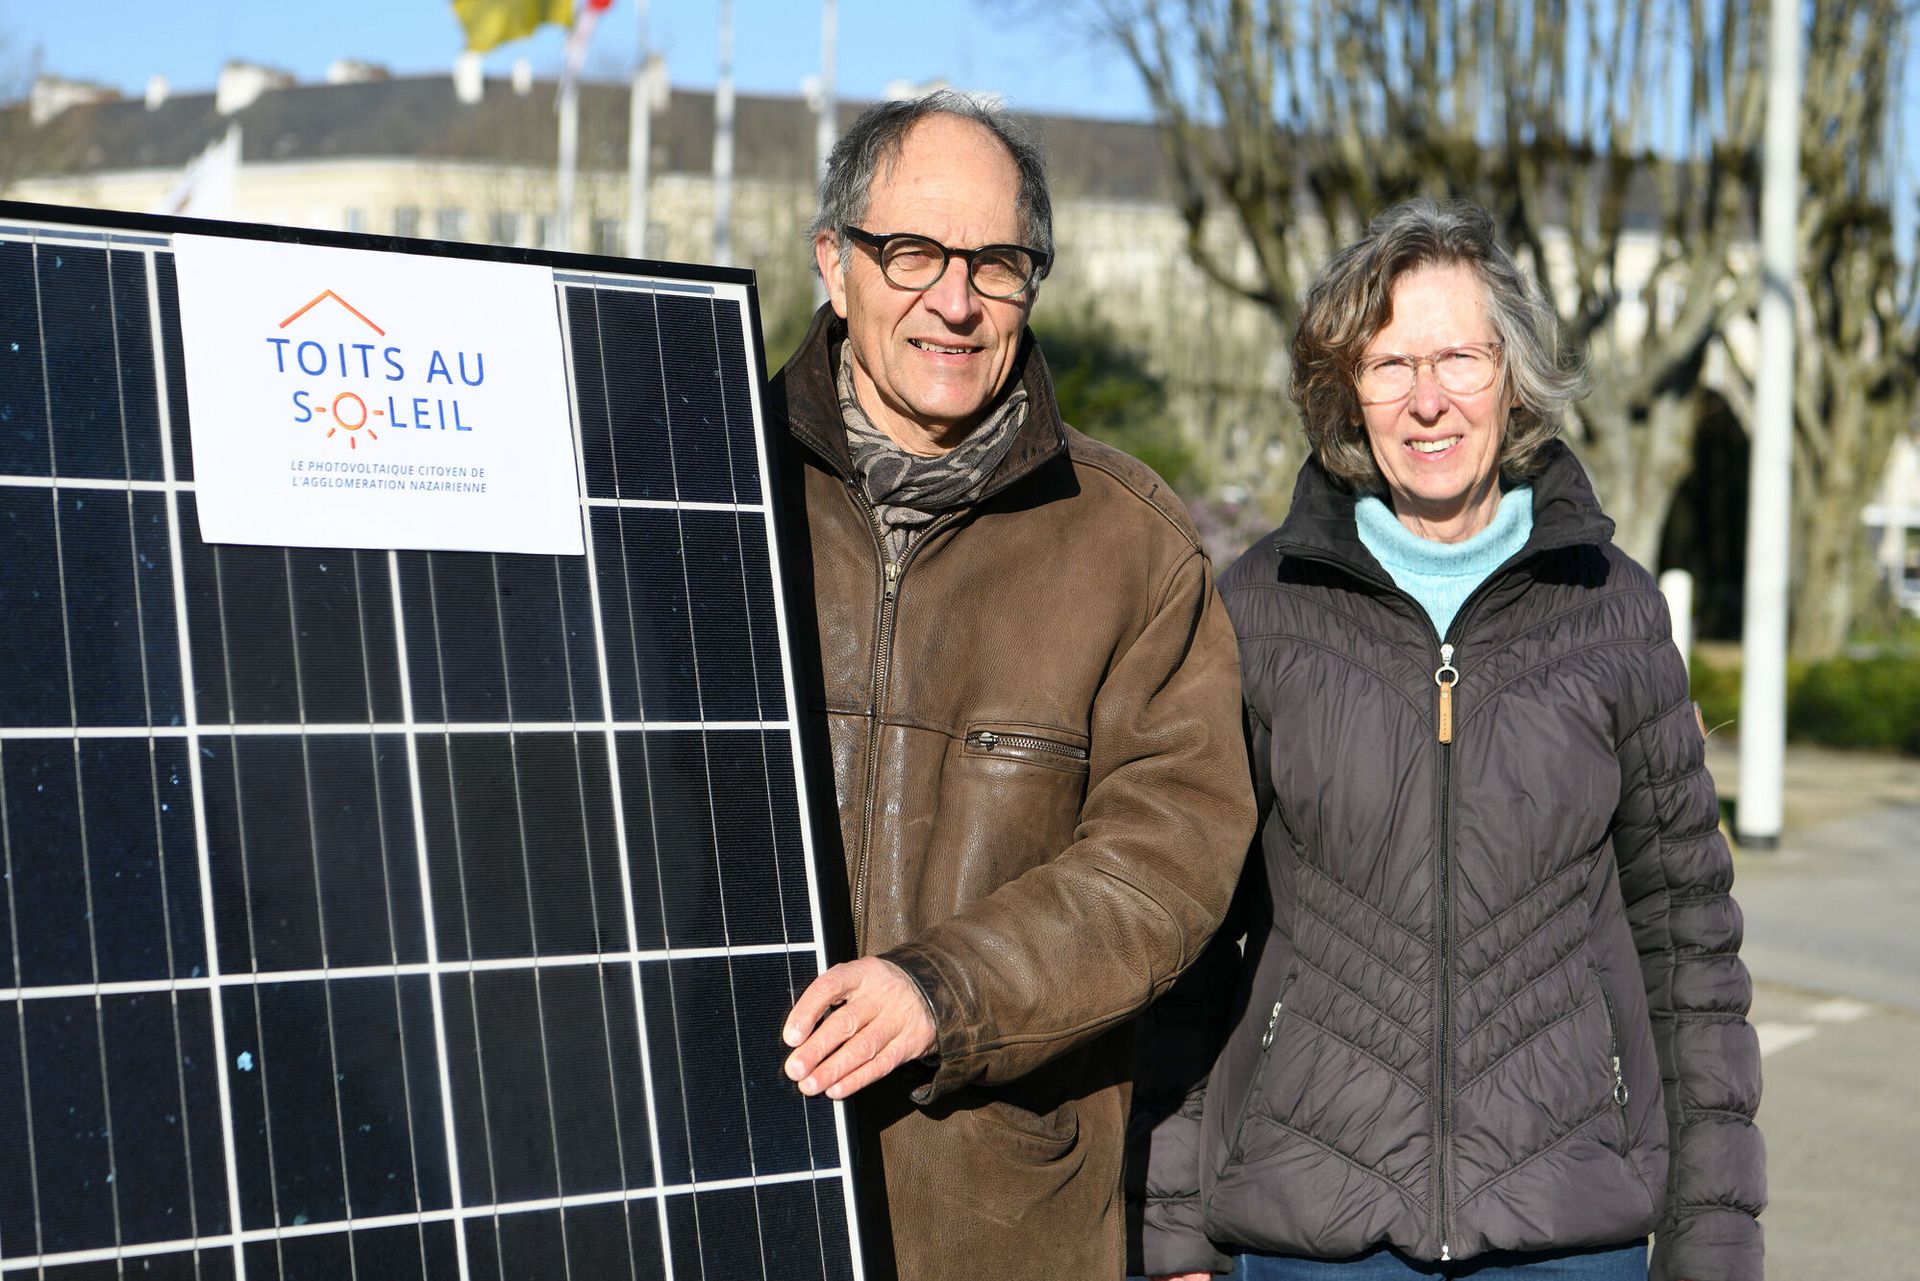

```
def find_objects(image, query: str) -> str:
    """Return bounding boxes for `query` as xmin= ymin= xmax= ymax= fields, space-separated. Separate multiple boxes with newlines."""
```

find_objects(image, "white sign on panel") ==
xmin=173 ymin=234 xmax=583 ymax=554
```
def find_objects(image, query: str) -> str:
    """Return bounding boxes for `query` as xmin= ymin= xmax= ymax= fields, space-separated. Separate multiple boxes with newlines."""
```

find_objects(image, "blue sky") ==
xmin=0 ymin=0 xmax=1150 ymax=119
xmin=4 ymin=2 xmax=1911 ymax=260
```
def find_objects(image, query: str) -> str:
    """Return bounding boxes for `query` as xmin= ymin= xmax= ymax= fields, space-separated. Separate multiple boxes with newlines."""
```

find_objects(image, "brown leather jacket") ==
xmin=770 ymin=307 xmax=1254 ymax=1279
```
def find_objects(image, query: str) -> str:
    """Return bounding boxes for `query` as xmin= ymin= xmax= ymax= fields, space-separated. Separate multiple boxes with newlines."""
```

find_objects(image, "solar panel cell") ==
xmin=245 ymin=1219 xmax=461 ymax=1280
xmin=0 ymin=240 xmax=52 ymax=478
xmin=653 ymin=294 xmax=741 ymax=505
xmin=573 ymin=288 xmax=677 ymax=502
xmin=48 ymin=1251 xmax=237 ymax=1281
xmin=711 ymin=300 xmax=765 ymax=507
xmin=70 ymin=737 xmax=206 ymax=983
xmin=35 ymin=248 xmax=122 ymax=481
xmin=152 ymin=255 xmax=195 ymax=484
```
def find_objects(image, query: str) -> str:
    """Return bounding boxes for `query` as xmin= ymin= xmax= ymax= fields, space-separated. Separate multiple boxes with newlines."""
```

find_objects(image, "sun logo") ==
xmin=278 ymin=290 xmax=387 ymax=450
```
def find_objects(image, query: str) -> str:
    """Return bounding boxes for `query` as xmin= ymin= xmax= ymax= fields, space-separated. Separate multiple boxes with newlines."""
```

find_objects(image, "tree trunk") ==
xmin=1574 ymin=390 xmax=1700 ymax=571
xmin=1790 ymin=389 xmax=1914 ymax=659
xmin=1790 ymin=478 xmax=1868 ymax=659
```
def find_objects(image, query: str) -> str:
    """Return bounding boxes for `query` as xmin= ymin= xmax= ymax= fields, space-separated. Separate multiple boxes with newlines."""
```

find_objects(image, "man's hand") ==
xmin=782 ymin=957 xmax=936 ymax=1099
xmin=1150 ymin=1273 xmax=1213 ymax=1280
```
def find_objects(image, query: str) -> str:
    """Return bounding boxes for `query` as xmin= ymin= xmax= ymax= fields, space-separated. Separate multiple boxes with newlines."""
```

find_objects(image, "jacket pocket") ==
xmin=1226 ymin=973 xmax=1296 ymax=1161
xmin=962 ymin=724 xmax=1090 ymax=772
xmin=971 ymin=1083 xmax=1081 ymax=1163
xmin=1589 ymin=963 xmax=1631 ymax=1153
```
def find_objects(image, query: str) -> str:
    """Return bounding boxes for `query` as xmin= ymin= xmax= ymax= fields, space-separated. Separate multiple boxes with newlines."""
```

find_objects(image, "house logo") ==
xmin=278 ymin=290 xmax=386 ymax=448
xmin=269 ymin=288 xmax=488 ymax=449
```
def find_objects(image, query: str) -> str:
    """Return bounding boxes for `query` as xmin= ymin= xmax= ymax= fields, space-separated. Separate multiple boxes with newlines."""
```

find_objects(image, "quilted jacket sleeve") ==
xmin=1125 ymin=699 xmax=1272 ymax=1277
xmin=1612 ymin=603 xmax=1766 ymax=1281
xmin=883 ymin=547 xmax=1256 ymax=1100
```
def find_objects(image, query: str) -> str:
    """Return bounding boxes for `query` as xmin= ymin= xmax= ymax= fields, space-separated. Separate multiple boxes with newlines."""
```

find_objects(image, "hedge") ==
xmin=1689 ymin=653 xmax=1920 ymax=755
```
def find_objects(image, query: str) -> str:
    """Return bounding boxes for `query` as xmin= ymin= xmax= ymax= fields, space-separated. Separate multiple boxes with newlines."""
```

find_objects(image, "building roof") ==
xmin=4 ymin=73 xmax=1181 ymax=202
xmin=2 ymin=72 xmax=1692 ymax=232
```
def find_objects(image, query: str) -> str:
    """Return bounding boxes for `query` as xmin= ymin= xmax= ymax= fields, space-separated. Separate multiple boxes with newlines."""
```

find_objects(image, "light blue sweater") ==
xmin=1354 ymin=487 xmax=1535 ymax=639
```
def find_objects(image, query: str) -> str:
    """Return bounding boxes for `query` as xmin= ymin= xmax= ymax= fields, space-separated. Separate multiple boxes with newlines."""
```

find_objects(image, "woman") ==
xmin=1132 ymin=199 xmax=1764 ymax=1280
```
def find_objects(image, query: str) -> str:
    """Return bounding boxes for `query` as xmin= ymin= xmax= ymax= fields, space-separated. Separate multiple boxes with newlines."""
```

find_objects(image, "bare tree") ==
xmin=1081 ymin=0 xmax=1768 ymax=567
xmin=1722 ymin=0 xmax=1920 ymax=657
xmin=0 ymin=34 xmax=85 ymax=197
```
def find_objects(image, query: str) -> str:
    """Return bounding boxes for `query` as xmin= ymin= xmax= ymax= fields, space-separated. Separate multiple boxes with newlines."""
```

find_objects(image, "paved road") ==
xmin=1746 ymin=982 xmax=1920 ymax=1280
xmin=1735 ymin=805 xmax=1920 ymax=1013
xmin=1709 ymin=746 xmax=1920 ymax=1279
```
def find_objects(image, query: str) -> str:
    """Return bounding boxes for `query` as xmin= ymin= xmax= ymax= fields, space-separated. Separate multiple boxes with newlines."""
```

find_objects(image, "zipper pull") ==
xmin=1434 ymin=643 xmax=1458 ymax=744
xmin=1441 ymin=1243 xmax=1452 ymax=1262
xmin=1611 ymin=1056 xmax=1630 ymax=1106
xmin=883 ymin=558 xmax=901 ymax=600
xmin=1260 ymin=999 xmax=1283 ymax=1048
xmin=973 ymin=731 xmax=999 ymax=752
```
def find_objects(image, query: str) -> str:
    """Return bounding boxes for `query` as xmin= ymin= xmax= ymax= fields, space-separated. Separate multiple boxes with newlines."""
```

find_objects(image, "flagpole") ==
xmin=712 ymin=0 xmax=735 ymax=266
xmin=626 ymin=0 xmax=652 ymax=258
xmin=555 ymin=76 xmax=579 ymax=251
xmin=554 ymin=0 xmax=611 ymax=253
xmin=814 ymin=0 xmax=836 ymax=304
xmin=817 ymin=0 xmax=837 ymax=189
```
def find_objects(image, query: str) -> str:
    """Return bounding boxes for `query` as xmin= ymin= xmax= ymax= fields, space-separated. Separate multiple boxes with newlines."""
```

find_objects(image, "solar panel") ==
xmin=0 ymin=201 xmax=864 ymax=1281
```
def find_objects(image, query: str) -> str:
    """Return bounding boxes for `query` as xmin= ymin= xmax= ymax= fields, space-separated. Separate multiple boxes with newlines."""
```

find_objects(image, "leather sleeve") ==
xmin=882 ymin=547 xmax=1256 ymax=1103
xmin=1612 ymin=613 xmax=1766 ymax=1281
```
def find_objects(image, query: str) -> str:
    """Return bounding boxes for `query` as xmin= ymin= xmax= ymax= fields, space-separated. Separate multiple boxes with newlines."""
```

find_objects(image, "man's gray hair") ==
xmin=808 ymin=90 xmax=1054 ymax=281
xmin=1290 ymin=197 xmax=1589 ymax=493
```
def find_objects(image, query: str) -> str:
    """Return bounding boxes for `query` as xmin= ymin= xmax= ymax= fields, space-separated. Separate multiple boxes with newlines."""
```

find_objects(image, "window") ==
xmin=342 ymin=207 xmax=366 ymax=234
xmin=488 ymin=210 xmax=521 ymax=247
xmin=393 ymin=206 xmax=420 ymax=238
xmin=591 ymin=218 xmax=623 ymax=257
xmin=534 ymin=214 xmax=555 ymax=250
xmin=434 ymin=208 xmax=467 ymax=242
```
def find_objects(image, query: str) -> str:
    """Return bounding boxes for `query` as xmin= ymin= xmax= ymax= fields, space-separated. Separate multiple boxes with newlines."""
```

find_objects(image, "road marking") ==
xmin=1755 ymin=1022 xmax=1818 ymax=1057
xmin=1807 ymin=997 xmax=1872 ymax=1024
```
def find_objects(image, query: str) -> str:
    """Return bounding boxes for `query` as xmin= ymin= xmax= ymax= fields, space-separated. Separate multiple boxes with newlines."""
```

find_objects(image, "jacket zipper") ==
xmin=849 ymin=497 xmax=954 ymax=955
xmin=963 ymin=730 xmax=1089 ymax=760
xmin=1227 ymin=979 xmax=1293 ymax=1160
xmin=1433 ymin=641 xmax=1456 ymax=1262
xmin=1593 ymin=965 xmax=1631 ymax=1116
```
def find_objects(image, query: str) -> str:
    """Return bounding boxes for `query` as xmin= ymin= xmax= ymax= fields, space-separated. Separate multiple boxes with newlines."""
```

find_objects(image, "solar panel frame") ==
xmin=0 ymin=198 xmax=866 ymax=1281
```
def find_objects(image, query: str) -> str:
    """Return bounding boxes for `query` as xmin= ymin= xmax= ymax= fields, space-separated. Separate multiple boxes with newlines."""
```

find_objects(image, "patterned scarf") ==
xmin=836 ymin=341 xmax=1028 ymax=558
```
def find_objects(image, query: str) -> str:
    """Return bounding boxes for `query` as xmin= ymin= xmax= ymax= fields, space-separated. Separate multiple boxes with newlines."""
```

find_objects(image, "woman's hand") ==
xmin=1150 ymin=1273 xmax=1214 ymax=1280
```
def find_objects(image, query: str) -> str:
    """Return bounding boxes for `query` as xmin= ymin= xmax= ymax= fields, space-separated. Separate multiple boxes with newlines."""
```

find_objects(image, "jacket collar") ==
xmin=772 ymin=302 xmax=1070 ymax=500
xmin=1272 ymin=438 xmax=1616 ymax=582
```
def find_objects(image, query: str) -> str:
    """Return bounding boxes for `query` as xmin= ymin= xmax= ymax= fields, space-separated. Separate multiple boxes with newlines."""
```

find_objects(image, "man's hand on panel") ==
xmin=782 ymin=956 xmax=936 ymax=1099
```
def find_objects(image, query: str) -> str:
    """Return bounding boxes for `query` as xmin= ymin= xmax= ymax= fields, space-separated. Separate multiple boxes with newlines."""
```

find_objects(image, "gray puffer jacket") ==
xmin=1130 ymin=443 xmax=1764 ymax=1280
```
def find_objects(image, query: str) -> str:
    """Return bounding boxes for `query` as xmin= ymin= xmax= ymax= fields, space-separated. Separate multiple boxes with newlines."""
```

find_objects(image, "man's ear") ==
xmin=815 ymin=232 xmax=849 ymax=320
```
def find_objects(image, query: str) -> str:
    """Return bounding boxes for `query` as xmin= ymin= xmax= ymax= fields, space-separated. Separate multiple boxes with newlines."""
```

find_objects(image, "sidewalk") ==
xmin=1703 ymin=740 xmax=1920 ymax=1013
xmin=1703 ymin=739 xmax=1920 ymax=831
xmin=1700 ymin=742 xmax=1920 ymax=1279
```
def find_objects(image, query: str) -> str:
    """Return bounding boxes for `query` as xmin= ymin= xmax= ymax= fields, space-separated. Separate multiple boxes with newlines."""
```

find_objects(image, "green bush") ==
xmin=1030 ymin=304 xmax=1199 ymax=492
xmin=1788 ymin=656 xmax=1920 ymax=754
xmin=1689 ymin=658 xmax=1745 ymax=740
xmin=1690 ymin=651 xmax=1920 ymax=755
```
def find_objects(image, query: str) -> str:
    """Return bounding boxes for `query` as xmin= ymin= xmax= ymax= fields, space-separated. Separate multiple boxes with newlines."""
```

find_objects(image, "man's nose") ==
xmin=921 ymin=259 xmax=982 ymax=324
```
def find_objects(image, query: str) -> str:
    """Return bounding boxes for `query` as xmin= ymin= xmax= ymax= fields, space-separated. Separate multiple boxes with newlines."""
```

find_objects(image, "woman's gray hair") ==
xmin=1290 ymin=197 xmax=1588 ymax=493
xmin=807 ymin=90 xmax=1054 ymax=281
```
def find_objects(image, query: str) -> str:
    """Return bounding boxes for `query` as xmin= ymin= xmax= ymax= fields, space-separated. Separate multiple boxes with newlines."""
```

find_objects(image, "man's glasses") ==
xmin=1353 ymin=342 xmax=1504 ymax=405
xmin=845 ymin=227 xmax=1051 ymax=300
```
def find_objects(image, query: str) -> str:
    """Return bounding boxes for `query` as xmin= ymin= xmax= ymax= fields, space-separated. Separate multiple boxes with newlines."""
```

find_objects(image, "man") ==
xmin=772 ymin=92 xmax=1256 ymax=1278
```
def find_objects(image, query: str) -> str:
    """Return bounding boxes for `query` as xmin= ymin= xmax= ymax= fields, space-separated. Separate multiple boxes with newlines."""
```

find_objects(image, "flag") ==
xmin=560 ymin=0 xmax=615 ymax=95
xmin=155 ymin=124 xmax=242 ymax=219
xmin=452 ymin=0 xmax=575 ymax=54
